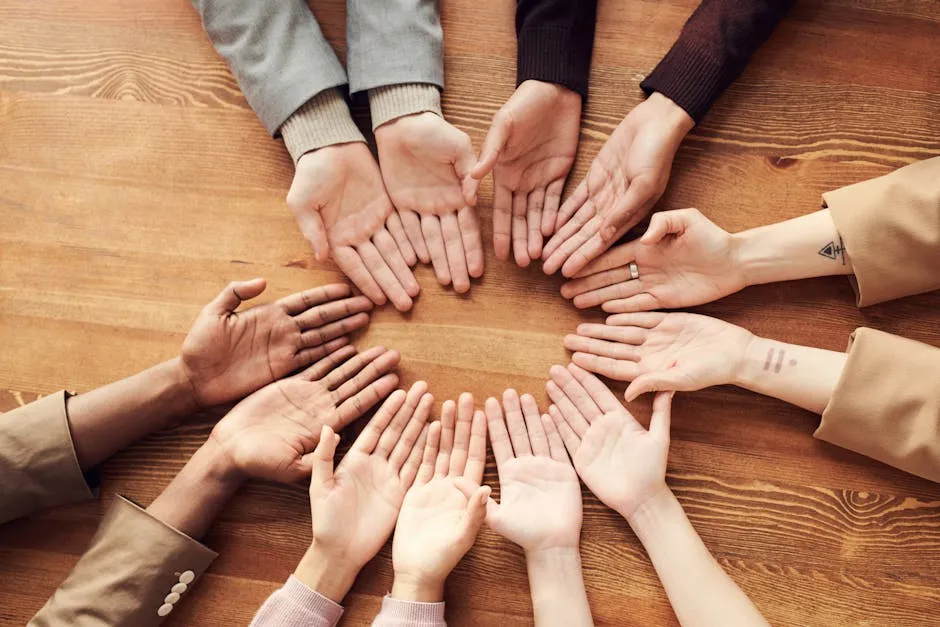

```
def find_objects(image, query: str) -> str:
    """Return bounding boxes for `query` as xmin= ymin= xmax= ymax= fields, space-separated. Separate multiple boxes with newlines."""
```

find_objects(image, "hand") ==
xmin=484 ymin=389 xmax=582 ymax=552
xmin=294 ymin=383 xmax=435 ymax=602
xmin=208 ymin=345 xmax=401 ymax=482
xmin=392 ymin=393 xmax=490 ymax=601
xmin=287 ymin=143 xmax=420 ymax=311
xmin=376 ymin=112 xmax=484 ymax=293
xmin=561 ymin=208 xmax=746 ymax=312
xmin=546 ymin=363 xmax=674 ymax=519
xmin=471 ymin=80 xmax=582 ymax=267
xmin=563 ymin=312 xmax=754 ymax=401
xmin=180 ymin=280 xmax=373 ymax=407
xmin=542 ymin=93 xmax=695 ymax=278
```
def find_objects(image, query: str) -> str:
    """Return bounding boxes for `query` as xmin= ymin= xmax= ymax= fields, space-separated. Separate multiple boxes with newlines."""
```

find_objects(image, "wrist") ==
xmin=525 ymin=544 xmax=583 ymax=574
xmin=169 ymin=356 xmax=201 ymax=417
xmin=624 ymin=484 xmax=680 ymax=540
xmin=731 ymin=333 xmax=773 ymax=390
xmin=391 ymin=571 xmax=446 ymax=603
xmin=731 ymin=228 xmax=770 ymax=288
xmin=294 ymin=543 xmax=362 ymax=604
xmin=646 ymin=91 xmax=695 ymax=140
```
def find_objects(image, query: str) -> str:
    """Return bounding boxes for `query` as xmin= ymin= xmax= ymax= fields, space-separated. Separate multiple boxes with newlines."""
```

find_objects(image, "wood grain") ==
xmin=1 ymin=0 xmax=939 ymax=625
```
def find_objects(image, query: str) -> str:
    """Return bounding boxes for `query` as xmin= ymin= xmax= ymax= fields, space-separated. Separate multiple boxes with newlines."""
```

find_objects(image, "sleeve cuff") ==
xmin=368 ymin=83 xmax=442 ymax=130
xmin=516 ymin=25 xmax=592 ymax=99
xmin=0 ymin=391 xmax=95 ymax=525
xmin=279 ymin=88 xmax=366 ymax=164
xmin=640 ymin=38 xmax=726 ymax=124
xmin=376 ymin=596 xmax=446 ymax=625
xmin=817 ymin=328 xmax=940 ymax=482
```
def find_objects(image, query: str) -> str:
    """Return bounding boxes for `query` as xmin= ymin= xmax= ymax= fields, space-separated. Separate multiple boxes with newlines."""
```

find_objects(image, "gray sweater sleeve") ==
xmin=192 ymin=0 xmax=348 ymax=135
xmin=346 ymin=0 xmax=444 ymax=94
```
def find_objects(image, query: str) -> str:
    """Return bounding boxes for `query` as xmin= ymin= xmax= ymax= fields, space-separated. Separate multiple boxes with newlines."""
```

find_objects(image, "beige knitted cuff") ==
xmin=280 ymin=88 xmax=366 ymax=164
xmin=369 ymin=83 xmax=443 ymax=130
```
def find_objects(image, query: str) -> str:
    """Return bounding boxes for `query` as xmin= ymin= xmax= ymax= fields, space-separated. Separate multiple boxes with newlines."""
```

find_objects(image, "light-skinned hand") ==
xmin=287 ymin=143 xmax=420 ymax=311
xmin=484 ymin=389 xmax=583 ymax=552
xmin=376 ymin=112 xmax=484 ymax=293
xmin=180 ymin=280 xmax=373 ymax=407
xmin=561 ymin=208 xmax=746 ymax=312
xmin=392 ymin=393 xmax=490 ymax=602
xmin=563 ymin=312 xmax=754 ymax=401
xmin=471 ymin=80 xmax=582 ymax=267
xmin=546 ymin=363 xmax=674 ymax=519
xmin=543 ymin=93 xmax=695 ymax=278
xmin=207 ymin=345 xmax=401 ymax=482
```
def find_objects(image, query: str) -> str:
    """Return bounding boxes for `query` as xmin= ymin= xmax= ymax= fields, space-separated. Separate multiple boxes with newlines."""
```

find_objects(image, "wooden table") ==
xmin=1 ymin=0 xmax=939 ymax=624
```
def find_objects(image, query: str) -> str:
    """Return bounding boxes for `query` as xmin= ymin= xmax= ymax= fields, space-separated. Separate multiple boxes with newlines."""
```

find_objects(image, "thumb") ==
xmin=471 ymin=110 xmax=511 ymax=180
xmin=641 ymin=209 xmax=692 ymax=245
xmin=484 ymin=495 xmax=501 ymax=529
xmin=649 ymin=391 xmax=674 ymax=444
xmin=305 ymin=425 xmax=340 ymax=487
xmin=600 ymin=178 xmax=656 ymax=242
xmin=453 ymin=131 xmax=480 ymax=207
xmin=624 ymin=369 xmax=688 ymax=403
xmin=303 ymin=211 xmax=331 ymax=263
xmin=461 ymin=485 xmax=492 ymax=538
xmin=207 ymin=278 xmax=267 ymax=315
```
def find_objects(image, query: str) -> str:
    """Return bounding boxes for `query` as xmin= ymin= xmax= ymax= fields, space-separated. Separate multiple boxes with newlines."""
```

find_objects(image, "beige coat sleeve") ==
xmin=816 ymin=327 xmax=940 ymax=482
xmin=0 ymin=391 xmax=95 ymax=524
xmin=826 ymin=156 xmax=940 ymax=306
xmin=29 ymin=496 xmax=217 ymax=626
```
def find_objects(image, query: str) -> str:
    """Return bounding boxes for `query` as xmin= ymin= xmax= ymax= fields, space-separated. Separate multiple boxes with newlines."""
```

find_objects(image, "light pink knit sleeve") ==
xmin=249 ymin=576 xmax=344 ymax=627
xmin=371 ymin=596 xmax=447 ymax=626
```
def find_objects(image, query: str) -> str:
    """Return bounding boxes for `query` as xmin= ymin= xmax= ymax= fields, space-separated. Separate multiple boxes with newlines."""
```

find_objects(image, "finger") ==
xmin=298 ymin=211 xmax=330 ymax=263
xmin=422 ymin=215 xmax=452 ymax=287
xmin=369 ymin=382 xmax=430 ymax=457
xmin=458 ymin=206 xmax=485 ymax=279
xmin=511 ymin=192 xmax=530 ymax=268
xmin=278 ymin=283 xmax=351 ymax=316
xmin=541 ymin=179 xmax=565 ymax=237
xmin=331 ymin=349 xmax=401 ymax=404
xmin=601 ymin=293 xmax=661 ymax=314
xmin=389 ymin=392 xmax=435 ymax=473
xmin=542 ymin=179 xmax=590 ymax=243
xmin=464 ymin=410 xmax=487 ymax=483
xmin=570 ymin=352 xmax=639 ymax=382
xmin=400 ymin=210 xmax=431 ymax=264
xmin=398 ymin=422 xmax=432 ymax=488
xmin=599 ymin=176 xmax=657 ymax=242
xmin=572 ymin=278 xmax=645 ymax=310
xmin=319 ymin=345 xmax=383 ymax=386
xmin=548 ymin=404 xmax=582 ymax=459
xmin=472 ymin=109 xmax=510 ymax=180
xmin=540 ymin=414 xmax=569 ymax=463
xmin=353 ymin=387 xmax=409 ymax=454
xmin=300 ymin=312 xmax=371 ymax=349
xmin=414 ymin=421 xmax=442 ymax=486
xmin=441 ymin=212 xmax=471 ymax=293
xmin=624 ymin=370 xmax=691 ymax=402
xmin=335 ymin=373 xmax=400 ymax=428
xmin=492 ymin=184 xmax=513 ymax=261
xmin=293 ymin=336 xmax=351 ymax=370
xmin=386 ymin=211 xmax=418 ymax=266
xmin=527 ymin=188 xmax=545 ymax=260
xmin=358 ymin=240 xmax=414 ymax=312
xmin=293 ymin=295 xmax=373 ymax=330
xmin=549 ymin=364 xmax=602 ymax=423
xmin=563 ymin=335 xmax=640 ymax=361
xmin=520 ymin=394 xmax=549 ymax=457
xmin=561 ymin=226 xmax=625 ymax=279
xmin=484 ymin=397 xmax=513 ymax=467
xmin=308 ymin=425 xmax=339 ymax=487
xmin=449 ymin=392 xmax=474 ymax=477
xmin=436 ymin=400 xmax=457 ymax=477
xmin=545 ymin=380 xmax=590 ymax=437
xmin=373 ymin=229 xmax=421 ymax=298
xmin=334 ymin=247 xmax=386 ymax=306
xmin=460 ymin=485 xmax=491 ymax=540
xmin=571 ymin=241 xmax=639 ymax=279
xmin=561 ymin=265 xmax=633 ymax=301
xmin=575 ymin=322 xmax=647 ymax=345
xmin=566 ymin=362 xmax=623 ymax=414
xmin=454 ymin=130 xmax=480 ymax=207
xmin=543 ymin=203 xmax=596 ymax=274
xmin=649 ymin=391 xmax=674 ymax=443
xmin=502 ymin=389 xmax=532 ymax=457
xmin=606 ymin=312 xmax=668 ymax=328
xmin=300 ymin=344 xmax=357 ymax=381
xmin=206 ymin=278 xmax=267 ymax=315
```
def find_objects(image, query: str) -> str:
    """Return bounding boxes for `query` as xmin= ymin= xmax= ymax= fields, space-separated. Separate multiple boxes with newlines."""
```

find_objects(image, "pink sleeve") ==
xmin=371 ymin=596 xmax=447 ymax=627
xmin=249 ymin=576 xmax=344 ymax=627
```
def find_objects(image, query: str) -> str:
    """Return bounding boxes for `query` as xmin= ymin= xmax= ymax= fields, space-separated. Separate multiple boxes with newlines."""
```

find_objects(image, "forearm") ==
xmin=525 ymin=547 xmax=593 ymax=627
xmin=628 ymin=489 xmax=768 ymax=627
xmin=146 ymin=439 xmax=242 ymax=540
xmin=734 ymin=209 xmax=854 ymax=287
xmin=66 ymin=358 xmax=197 ymax=472
xmin=733 ymin=335 xmax=847 ymax=415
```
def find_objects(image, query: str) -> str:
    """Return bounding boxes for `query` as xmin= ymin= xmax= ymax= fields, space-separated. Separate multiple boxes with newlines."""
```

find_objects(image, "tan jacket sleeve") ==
xmin=826 ymin=156 xmax=940 ymax=306
xmin=29 ymin=496 xmax=217 ymax=626
xmin=816 ymin=327 xmax=940 ymax=482
xmin=0 ymin=391 xmax=95 ymax=524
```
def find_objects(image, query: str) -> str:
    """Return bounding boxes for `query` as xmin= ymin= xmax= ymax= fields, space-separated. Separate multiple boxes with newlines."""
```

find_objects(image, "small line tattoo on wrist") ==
xmin=818 ymin=233 xmax=846 ymax=265
xmin=763 ymin=348 xmax=795 ymax=373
